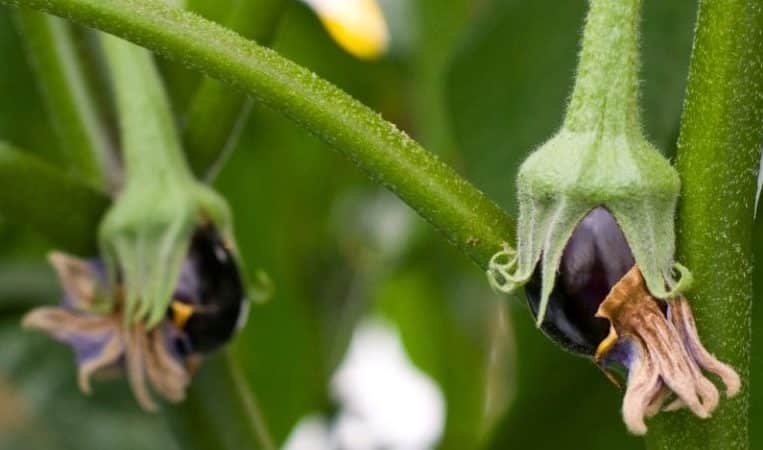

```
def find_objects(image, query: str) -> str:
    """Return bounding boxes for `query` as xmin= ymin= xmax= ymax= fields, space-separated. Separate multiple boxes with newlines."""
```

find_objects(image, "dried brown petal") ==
xmin=669 ymin=297 xmax=741 ymax=397
xmin=596 ymin=266 xmax=740 ymax=435
xmin=23 ymin=252 xmax=194 ymax=411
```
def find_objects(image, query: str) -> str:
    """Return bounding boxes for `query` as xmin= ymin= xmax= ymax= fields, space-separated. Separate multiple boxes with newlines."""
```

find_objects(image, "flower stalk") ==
xmin=12 ymin=9 xmax=115 ymax=190
xmin=563 ymin=0 xmax=641 ymax=136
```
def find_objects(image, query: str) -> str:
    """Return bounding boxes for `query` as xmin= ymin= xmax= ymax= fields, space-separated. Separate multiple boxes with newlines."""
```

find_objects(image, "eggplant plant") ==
xmin=0 ymin=0 xmax=760 ymax=449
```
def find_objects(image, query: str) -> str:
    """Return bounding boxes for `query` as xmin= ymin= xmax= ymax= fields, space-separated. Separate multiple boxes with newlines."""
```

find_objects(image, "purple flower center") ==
xmin=525 ymin=207 xmax=634 ymax=356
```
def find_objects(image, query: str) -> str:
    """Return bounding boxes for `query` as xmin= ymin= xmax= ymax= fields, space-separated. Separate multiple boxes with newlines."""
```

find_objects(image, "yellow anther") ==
xmin=170 ymin=301 xmax=195 ymax=329
xmin=595 ymin=325 xmax=619 ymax=364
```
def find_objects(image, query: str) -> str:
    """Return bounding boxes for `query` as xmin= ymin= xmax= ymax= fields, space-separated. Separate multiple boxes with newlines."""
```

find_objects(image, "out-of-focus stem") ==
xmin=13 ymin=10 xmax=114 ymax=190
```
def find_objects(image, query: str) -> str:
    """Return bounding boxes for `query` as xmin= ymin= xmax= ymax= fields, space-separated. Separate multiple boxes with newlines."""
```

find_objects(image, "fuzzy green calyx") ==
xmin=487 ymin=0 xmax=692 ymax=325
xmin=99 ymin=35 xmax=233 ymax=328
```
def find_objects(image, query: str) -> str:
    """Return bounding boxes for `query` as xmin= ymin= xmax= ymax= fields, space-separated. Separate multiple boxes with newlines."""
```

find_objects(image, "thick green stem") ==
xmin=0 ymin=142 xmax=109 ymax=254
xmin=183 ymin=0 xmax=287 ymax=179
xmin=563 ymin=0 xmax=641 ymax=136
xmin=647 ymin=1 xmax=763 ymax=449
xmin=753 ymin=190 xmax=763 ymax=449
xmin=0 ymin=0 xmax=515 ymax=269
xmin=13 ymin=9 xmax=114 ymax=190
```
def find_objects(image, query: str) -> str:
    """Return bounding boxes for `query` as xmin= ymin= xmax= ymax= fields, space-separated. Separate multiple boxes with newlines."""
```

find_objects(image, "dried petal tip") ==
xmin=596 ymin=267 xmax=740 ymax=435
xmin=22 ymin=252 xmax=191 ymax=411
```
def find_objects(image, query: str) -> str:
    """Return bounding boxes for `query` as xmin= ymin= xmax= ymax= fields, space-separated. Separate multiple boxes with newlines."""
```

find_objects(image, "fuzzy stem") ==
xmin=647 ymin=0 xmax=763 ymax=449
xmin=0 ymin=0 xmax=515 ymax=269
xmin=13 ymin=9 xmax=114 ymax=190
xmin=101 ymin=33 xmax=193 ymax=184
xmin=563 ymin=0 xmax=642 ymax=137
xmin=183 ymin=0 xmax=287 ymax=179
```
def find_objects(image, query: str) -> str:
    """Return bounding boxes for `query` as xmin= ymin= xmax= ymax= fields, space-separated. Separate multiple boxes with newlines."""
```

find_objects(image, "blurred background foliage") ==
xmin=0 ymin=0 xmax=759 ymax=449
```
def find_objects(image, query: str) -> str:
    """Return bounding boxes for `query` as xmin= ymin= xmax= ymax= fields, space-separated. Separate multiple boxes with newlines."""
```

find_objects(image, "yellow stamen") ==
xmin=595 ymin=325 xmax=619 ymax=364
xmin=170 ymin=301 xmax=195 ymax=329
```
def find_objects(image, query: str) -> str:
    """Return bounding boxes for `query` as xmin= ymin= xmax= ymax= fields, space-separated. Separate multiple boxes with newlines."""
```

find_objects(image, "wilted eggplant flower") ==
xmin=23 ymin=225 xmax=247 ymax=411
xmin=523 ymin=207 xmax=739 ymax=434
xmin=485 ymin=0 xmax=740 ymax=434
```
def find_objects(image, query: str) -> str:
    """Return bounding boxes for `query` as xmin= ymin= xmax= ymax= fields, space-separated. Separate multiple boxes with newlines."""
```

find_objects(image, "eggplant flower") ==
xmin=523 ymin=208 xmax=739 ymax=434
xmin=483 ymin=0 xmax=738 ymax=433
xmin=99 ymin=36 xmax=235 ymax=328
xmin=23 ymin=225 xmax=247 ymax=411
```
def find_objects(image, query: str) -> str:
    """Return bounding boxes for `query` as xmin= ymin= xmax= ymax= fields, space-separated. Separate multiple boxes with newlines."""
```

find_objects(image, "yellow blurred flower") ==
xmin=301 ymin=0 xmax=389 ymax=60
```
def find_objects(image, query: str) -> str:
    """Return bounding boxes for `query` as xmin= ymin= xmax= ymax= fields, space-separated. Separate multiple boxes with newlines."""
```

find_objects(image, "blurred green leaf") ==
xmin=13 ymin=9 xmax=114 ymax=189
xmin=0 ymin=142 xmax=109 ymax=254
xmin=167 ymin=352 xmax=275 ymax=450
xmin=376 ymin=261 xmax=507 ymax=450
xmin=484 ymin=302 xmax=642 ymax=450
xmin=0 ymin=7 xmax=57 ymax=160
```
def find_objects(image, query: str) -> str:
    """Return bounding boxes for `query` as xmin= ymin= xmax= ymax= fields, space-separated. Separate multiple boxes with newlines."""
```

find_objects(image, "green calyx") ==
xmin=98 ymin=35 xmax=233 ymax=328
xmin=98 ymin=176 xmax=232 ymax=327
xmin=487 ymin=0 xmax=692 ymax=325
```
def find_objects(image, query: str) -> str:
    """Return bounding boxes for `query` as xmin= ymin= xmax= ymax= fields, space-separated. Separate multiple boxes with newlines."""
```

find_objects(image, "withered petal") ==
xmin=621 ymin=340 xmax=660 ymax=435
xmin=125 ymin=324 xmax=159 ymax=412
xmin=48 ymin=252 xmax=101 ymax=310
xmin=644 ymin=384 xmax=670 ymax=418
xmin=78 ymin=333 xmax=125 ymax=394
xmin=669 ymin=297 xmax=741 ymax=397
xmin=598 ymin=266 xmax=740 ymax=435
xmin=144 ymin=326 xmax=190 ymax=403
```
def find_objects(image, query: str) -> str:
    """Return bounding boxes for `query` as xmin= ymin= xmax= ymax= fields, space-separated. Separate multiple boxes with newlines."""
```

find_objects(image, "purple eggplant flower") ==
xmin=23 ymin=252 xmax=191 ymax=411
xmin=525 ymin=207 xmax=739 ymax=435
xmin=22 ymin=225 xmax=247 ymax=411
